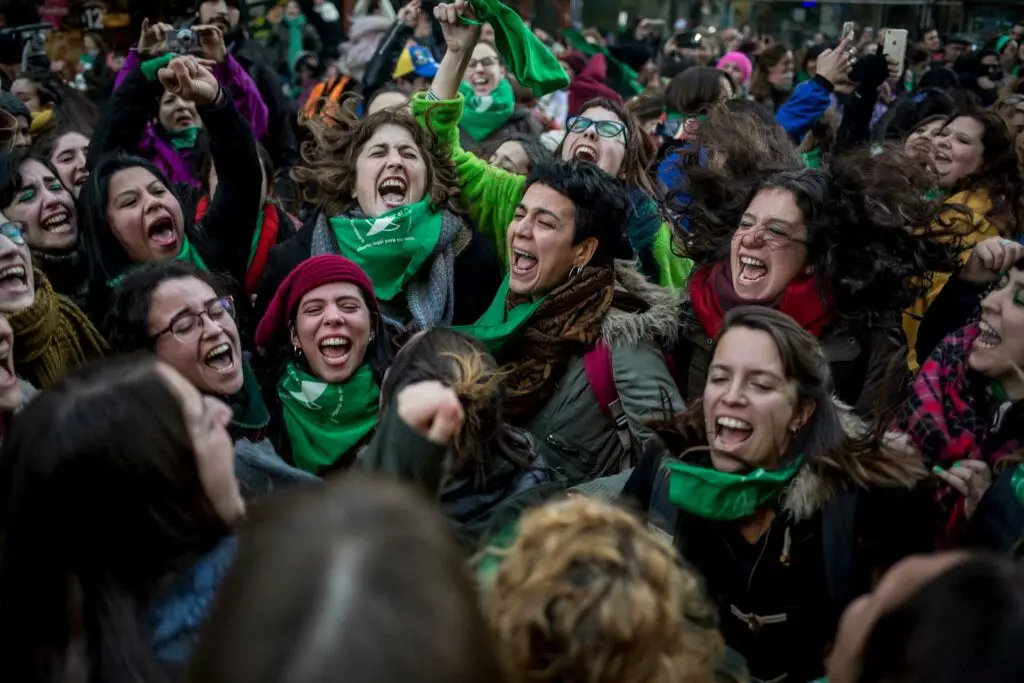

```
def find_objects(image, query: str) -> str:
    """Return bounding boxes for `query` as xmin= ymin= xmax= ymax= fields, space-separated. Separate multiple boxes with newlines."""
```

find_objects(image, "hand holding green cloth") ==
xmin=464 ymin=0 xmax=568 ymax=97
xmin=562 ymin=29 xmax=643 ymax=97
xmin=278 ymin=362 xmax=381 ymax=474
xmin=328 ymin=199 xmax=443 ymax=301
xmin=106 ymin=236 xmax=209 ymax=288
xmin=458 ymin=79 xmax=516 ymax=142
xmin=452 ymin=274 xmax=545 ymax=355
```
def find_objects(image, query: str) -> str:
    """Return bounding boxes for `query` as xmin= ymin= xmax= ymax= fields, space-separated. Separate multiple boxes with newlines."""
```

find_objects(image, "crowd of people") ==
xmin=1 ymin=1 xmax=1024 ymax=681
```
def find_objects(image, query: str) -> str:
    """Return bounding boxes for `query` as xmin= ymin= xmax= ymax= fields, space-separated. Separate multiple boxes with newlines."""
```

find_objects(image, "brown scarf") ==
xmin=503 ymin=265 xmax=615 ymax=417
xmin=8 ymin=270 xmax=108 ymax=389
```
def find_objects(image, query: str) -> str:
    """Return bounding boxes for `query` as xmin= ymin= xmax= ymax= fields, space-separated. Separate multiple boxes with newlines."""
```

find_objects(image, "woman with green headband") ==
xmin=622 ymin=306 xmax=931 ymax=683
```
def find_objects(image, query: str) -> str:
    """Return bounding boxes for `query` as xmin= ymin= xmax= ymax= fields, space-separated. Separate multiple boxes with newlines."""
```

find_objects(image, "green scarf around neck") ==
xmin=665 ymin=455 xmax=804 ymax=521
xmin=278 ymin=361 xmax=381 ymax=474
xmin=168 ymin=126 xmax=199 ymax=150
xmin=229 ymin=360 xmax=271 ymax=431
xmin=452 ymin=275 xmax=546 ymax=355
xmin=106 ymin=236 xmax=209 ymax=288
xmin=283 ymin=14 xmax=307 ymax=75
xmin=459 ymin=79 xmax=516 ymax=142
xmin=328 ymin=199 xmax=442 ymax=301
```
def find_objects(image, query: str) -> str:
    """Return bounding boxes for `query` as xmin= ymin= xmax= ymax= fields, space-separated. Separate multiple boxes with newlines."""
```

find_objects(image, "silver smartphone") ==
xmin=882 ymin=28 xmax=909 ymax=66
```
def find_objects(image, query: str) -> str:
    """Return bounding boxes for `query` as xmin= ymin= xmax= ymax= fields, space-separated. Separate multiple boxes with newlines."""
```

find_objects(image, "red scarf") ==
xmin=689 ymin=261 xmax=832 ymax=338
xmin=195 ymin=197 xmax=282 ymax=296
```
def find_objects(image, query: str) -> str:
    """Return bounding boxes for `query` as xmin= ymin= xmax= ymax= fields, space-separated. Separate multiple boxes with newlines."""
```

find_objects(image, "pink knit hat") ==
xmin=717 ymin=51 xmax=753 ymax=87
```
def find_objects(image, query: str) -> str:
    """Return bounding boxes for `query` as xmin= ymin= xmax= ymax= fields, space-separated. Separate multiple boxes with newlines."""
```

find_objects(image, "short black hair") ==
xmin=523 ymin=159 xmax=630 ymax=267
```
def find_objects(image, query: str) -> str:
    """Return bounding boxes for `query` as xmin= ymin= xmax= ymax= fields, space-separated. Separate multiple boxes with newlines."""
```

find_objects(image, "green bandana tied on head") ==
xmin=168 ymin=126 xmax=200 ymax=150
xmin=106 ymin=236 xmax=209 ymax=288
xmin=666 ymin=455 xmax=804 ymax=521
xmin=278 ymin=362 xmax=380 ymax=474
xmin=328 ymin=200 xmax=442 ymax=301
xmin=458 ymin=80 xmax=517 ymax=142
xmin=453 ymin=275 xmax=545 ymax=355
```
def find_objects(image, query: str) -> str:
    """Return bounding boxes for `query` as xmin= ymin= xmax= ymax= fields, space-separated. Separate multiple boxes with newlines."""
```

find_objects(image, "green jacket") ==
xmin=411 ymin=92 xmax=693 ymax=291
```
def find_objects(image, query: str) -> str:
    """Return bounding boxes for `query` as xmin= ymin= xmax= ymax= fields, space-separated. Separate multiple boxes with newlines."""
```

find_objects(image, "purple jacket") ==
xmin=114 ymin=51 xmax=270 ymax=189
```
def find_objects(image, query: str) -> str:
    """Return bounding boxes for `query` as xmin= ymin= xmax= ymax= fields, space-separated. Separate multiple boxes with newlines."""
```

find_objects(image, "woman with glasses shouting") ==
xmin=416 ymin=1 xmax=692 ymax=291
xmin=103 ymin=260 xmax=316 ymax=499
xmin=0 ymin=209 xmax=106 ymax=389
xmin=674 ymin=148 xmax=960 ymax=417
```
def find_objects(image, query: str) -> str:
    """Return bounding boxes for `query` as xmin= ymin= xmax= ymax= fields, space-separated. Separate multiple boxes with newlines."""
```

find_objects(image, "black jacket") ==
xmin=915 ymin=274 xmax=987 ymax=365
xmin=231 ymin=37 xmax=301 ymax=169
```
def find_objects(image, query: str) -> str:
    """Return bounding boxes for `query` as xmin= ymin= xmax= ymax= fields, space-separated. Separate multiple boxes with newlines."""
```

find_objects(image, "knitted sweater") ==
xmin=411 ymin=93 xmax=692 ymax=290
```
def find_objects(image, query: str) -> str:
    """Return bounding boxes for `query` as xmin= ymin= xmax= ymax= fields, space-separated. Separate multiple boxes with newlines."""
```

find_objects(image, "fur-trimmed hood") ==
xmin=601 ymin=260 xmax=681 ymax=347
xmin=781 ymin=401 xmax=924 ymax=523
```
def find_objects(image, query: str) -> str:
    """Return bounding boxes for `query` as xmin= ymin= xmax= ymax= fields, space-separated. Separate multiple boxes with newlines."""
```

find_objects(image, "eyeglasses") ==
xmin=152 ymin=296 xmax=235 ymax=343
xmin=467 ymin=57 xmax=498 ymax=69
xmin=566 ymin=116 xmax=627 ymax=142
xmin=0 ymin=222 xmax=27 ymax=246
xmin=1002 ymin=94 xmax=1024 ymax=107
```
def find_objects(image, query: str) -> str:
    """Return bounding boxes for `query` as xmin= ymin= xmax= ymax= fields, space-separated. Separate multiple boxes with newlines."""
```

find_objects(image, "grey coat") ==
xmin=234 ymin=437 xmax=319 ymax=500
xmin=521 ymin=263 xmax=684 ymax=484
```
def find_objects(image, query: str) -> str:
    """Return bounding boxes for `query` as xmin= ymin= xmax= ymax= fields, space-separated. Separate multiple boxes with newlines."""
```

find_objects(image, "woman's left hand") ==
xmin=933 ymin=460 xmax=993 ymax=519
xmin=158 ymin=56 xmax=222 ymax=106
xmin=193 ymin=24 xmax=228 ymax=64
xmin=397 ymin=381 xmax=464 ymax=445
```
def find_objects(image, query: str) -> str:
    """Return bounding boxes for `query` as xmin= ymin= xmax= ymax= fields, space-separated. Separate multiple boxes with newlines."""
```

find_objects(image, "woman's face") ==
xmin=0 ymin=314 xmax=20 ymax=413
xmin=904 ymin=119 xmax=944 ymax=158
xmin=157 ymin=362 xmax=244 ymax=525
xmin=367 ymin=91 xmax=411 ymax=115
xmin=768 ymin=51 xmax=795 ymax=90
xmin=290 ymin=282 xmax=373 ymax=384
xmin=489 ymin=140 xmax=530 ymax=174
xmin=561 ymin=106 xmax=627 ymax=179
xmin=730 ymin=189 xmax=809 ymax=301
xmin=719 ymin=75 xmax=735 ymax=100
xmin=352 ymin=123 xmax=427 ymax=217
xmin=0 ymin=210 xmax=36 ymax=314
xmin=931 ymin=116 xmax=985 ymax=189
xmin=720 ymin=61 xmax=746 ymax=89
xmin=703 ymin=326 xmax=812 ymax=473
xmin=51 ymin=132 xmax=91 ymax=198
xmin=157 ymin=89 xmax=199 ymax=133
xmin=968 ymin=268 xmax=1024 ymax=386
xmin=148 ymin=277 xmax=244 ymax=397
xmin=827 ymin=553 xmax=969 ymax=683
xmin=106 ymin=166 xmax=186 ymax=262
xmin=464 ymin=43 xmax=504 ymax=96
xmin=507 ymin=183 xmax=596 ymax=296
xmin=11 ymin=79 xmax=42 ymax=113
xmin=4 ymin=159 xmax=77 ymax=253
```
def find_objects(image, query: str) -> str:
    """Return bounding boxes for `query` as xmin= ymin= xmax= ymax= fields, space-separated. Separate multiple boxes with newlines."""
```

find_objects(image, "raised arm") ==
xmin=194 ymin=24 xmax=271 ymax=141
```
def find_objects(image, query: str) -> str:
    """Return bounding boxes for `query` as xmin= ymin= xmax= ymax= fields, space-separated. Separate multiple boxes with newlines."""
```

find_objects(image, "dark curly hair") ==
xmin=291 ymin=96 xmax=461 ymax=216
xmin=682 ymin=145 xmax=963 ymax=317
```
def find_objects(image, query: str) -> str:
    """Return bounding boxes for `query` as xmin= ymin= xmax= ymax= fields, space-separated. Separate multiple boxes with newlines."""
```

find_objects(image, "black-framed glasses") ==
xmin=1001 ymin=94 xmax=1024 ymax=107
xmin=152 ymin=296 xmax=235 ymax=343
xmin=467 ymin=57 xmax=498 ymax=69
xmin=566 ymin=116 xmax=627 ymax=142
xmin=0 ymin=222 xmax=27 ymax=246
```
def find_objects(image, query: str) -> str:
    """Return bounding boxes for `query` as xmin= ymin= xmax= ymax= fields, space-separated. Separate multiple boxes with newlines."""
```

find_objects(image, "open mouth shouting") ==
xmin=377 ymin=175 xmax=409 ymax=210
xmin=738 ymin=255 xmax=768 ymax=284
xmin=712 ymin=415 xmax=754 ymax=452
xmin=40 ymin=208 xmax=75 ymax=236
xmin=572 ymin=142 xmax=600 ymax=165
xmin=174 ymin=110 xmax=195 ymax=128
xmin=511 ymin=247 xmax=538 ymax=278
xmin=974 ymin=319 xmax=1002 ymax=351
xmin=318 ymin=334 xmax=353 ymax=366
xmin=471 ymin=74 xmax=492 ymax=89
xmin=0 ymin=265 xmax=29 ymax=295
xmin=204 ymin=342 xmax=236 ymax=374
xmin=146 ymin=212 xmax=180 ymax=252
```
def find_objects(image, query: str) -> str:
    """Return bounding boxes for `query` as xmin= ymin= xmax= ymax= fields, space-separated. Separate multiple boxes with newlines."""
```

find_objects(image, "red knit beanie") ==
xmin=255 ymin=255 xmax=378 ymax=350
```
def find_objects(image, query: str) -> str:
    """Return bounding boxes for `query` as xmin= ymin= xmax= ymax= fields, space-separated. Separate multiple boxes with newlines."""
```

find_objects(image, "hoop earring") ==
xmin=292 ymin=344 xmax=303 ymax=359
xmin=569 ymin=264 xmax=583 ymax=279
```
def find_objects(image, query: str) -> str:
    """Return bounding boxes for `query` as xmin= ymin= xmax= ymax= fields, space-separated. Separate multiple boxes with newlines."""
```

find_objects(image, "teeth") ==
xmin=514 ymin=249 xmax=536 ymax=259
xmin=575 ymin=145 xmax=598 ymax=160
xmin=205 ymin=343 xmax=231 ymax=361
xmin=378 ymin=178 xmax=407 ymax=194
xmin=740 ymin=256 xmax=766 ymax=268
xmin=319 ymin=338 xmax=351 ymax=348
xmin=0 ymin=340 xmax=9 ymax=361
xmin=0 ymin=266 xmax=25 ymax=279
xmin=716 ymin=416 xmax=752 ymax=430
xmin=42 ymin=211 xmax=69 ymax=227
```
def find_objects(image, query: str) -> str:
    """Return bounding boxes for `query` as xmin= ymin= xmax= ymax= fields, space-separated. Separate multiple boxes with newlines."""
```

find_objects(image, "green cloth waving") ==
xmin=459 ymin=79 xmax=516 ymax=142
xmin=278 ymin=362 xmax=381 ymax=474
xmin=466 ymin=0 xmax=568 ymax=96
xmin=328 ymin=200 xmax=442 ymax=301
xmin=453 ymin=275 xmax=545 ymax=354
xmin=562 ymin=29 xmax=643 ymax=97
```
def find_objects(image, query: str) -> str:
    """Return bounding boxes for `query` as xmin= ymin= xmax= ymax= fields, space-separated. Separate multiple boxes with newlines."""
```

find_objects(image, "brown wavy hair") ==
xmin=486 ymin=497 xmax=724 ymax=683
xmin=290 ymin=95 xmax=461 ymax=216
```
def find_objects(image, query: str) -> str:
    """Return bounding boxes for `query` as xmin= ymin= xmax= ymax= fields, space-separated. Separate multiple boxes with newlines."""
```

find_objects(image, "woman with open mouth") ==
xmin=0 ymin=355 xmax=245 ymax=678
xmin=896 ymin=236 xmax=1024 ymax=551
xmin=0 ymin=313 xmax=37 ymax=444
xmin=904 ymin=110 xmax=1022 ymax=369
xmin=255 ymin=255 xmax=396 ymax=475
xmin=104 ymin=260 xmax=315 ymax=499
xmin=0 ymin=208 xmax=107 ymax=389
xmin=676 ymin=147 xmax=959 ymax=416
xmin=417 ymin=1 xmax=692 ymax=291
xmin=79 ymin=54 xmax=262 ymax=323
xmin=623 ymin=307 xmax=930 ymax=683
xmin=0 ymin=152 xmax=87 ymax=304
xmin=259 ymin=104 xmax=501 ymax=330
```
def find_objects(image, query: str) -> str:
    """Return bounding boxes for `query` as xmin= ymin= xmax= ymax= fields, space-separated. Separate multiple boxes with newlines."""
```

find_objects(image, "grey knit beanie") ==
xmin=0 ymin=91 xmax=30 ymax=122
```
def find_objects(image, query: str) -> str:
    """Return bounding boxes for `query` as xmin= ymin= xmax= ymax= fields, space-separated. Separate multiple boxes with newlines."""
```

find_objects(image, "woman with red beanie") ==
xmin=254 ymin=255 xmax=396 ymax=475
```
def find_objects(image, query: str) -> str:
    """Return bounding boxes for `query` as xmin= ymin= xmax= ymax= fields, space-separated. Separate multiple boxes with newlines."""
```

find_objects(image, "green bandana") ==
xmin=278 ymin=362 xmax=380 ymax=474
xmin=452 ymin=275 xmax=545 ymax=355
xmin=106 ymin=236 xmax=209 ymax=288
xmin=458 ymin=79 xmax=517 ymax=142
xmin=665 ymin=455 xmax=804 ymax=521
xmin=466 ymin=0 xmax=569 ymax=96
xmin=284 ymin=14 xmax=307 ymax=75
xmin=802 ymin=148 xmax=822 ymax=169
xmin=168 ymin=126 xmax=199 ymax=150
xmin=563 ymin=29 xmax=643 ymax=96
xmin=229 ymin=360 xmax=271 ymax=431
xmin=328 ymin=200 xmax=442 ymax=301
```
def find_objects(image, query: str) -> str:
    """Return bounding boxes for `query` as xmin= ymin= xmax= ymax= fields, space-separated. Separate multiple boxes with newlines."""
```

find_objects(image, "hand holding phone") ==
xmin=881 ymin=28 xmax=908 ymax=73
